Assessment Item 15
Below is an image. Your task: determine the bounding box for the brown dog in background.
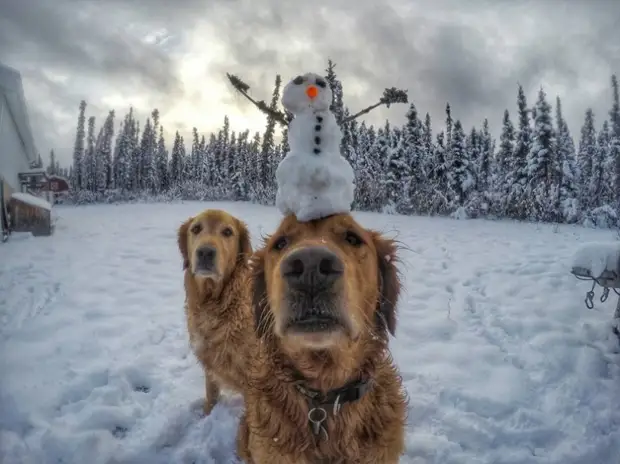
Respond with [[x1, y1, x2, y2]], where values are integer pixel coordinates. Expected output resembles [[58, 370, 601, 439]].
[[177, 209, 254, 415], [237, 213, 407, 464]]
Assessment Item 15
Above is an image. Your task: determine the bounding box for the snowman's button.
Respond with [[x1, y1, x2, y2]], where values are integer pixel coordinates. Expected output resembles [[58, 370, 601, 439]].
[[315, 136, 321, 145], [314, 148, 321, 154], [316, 116, 323, 123], [315, 125, 322, 131]]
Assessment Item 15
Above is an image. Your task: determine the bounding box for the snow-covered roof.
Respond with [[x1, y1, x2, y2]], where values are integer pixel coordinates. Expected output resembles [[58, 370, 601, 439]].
[[0, 62, 38, 163], [11, 192, 52, 211]]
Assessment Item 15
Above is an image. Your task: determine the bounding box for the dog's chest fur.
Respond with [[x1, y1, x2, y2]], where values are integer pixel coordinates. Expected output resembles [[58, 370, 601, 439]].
[[184, 277, 251, 390]]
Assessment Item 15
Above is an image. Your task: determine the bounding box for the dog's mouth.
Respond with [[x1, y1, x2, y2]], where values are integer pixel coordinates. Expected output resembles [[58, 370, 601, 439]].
[[284, 299, 345, 334], [192, 266, 220, 279]]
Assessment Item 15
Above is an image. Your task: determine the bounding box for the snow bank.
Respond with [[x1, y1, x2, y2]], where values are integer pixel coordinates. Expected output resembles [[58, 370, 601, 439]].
[[11, 192, 52, 211], [571, 241, 620, 279]]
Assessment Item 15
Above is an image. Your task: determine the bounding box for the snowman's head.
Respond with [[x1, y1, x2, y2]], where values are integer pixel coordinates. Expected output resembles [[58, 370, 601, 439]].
[[282, 72, 332, 114]]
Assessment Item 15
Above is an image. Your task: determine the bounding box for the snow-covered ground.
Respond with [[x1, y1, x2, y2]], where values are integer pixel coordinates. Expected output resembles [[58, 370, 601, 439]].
[[1, 201, 620, 464]]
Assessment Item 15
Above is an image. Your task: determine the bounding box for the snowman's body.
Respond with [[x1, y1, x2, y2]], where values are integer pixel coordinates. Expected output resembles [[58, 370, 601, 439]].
[[275, 72, 355, 222]]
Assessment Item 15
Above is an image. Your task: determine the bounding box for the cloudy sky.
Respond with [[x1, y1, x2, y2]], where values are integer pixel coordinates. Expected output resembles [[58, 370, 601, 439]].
[[1, 0, 619, 166]]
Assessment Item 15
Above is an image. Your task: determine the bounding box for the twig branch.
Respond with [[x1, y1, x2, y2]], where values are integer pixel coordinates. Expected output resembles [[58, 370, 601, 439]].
[[226, 73, 289, 126], [342, 87, 409, 124]]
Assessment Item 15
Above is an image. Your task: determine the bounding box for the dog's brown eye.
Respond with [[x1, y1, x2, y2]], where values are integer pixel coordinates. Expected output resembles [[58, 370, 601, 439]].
[[222, 227, 233, 237], [272, 236, 289, 251], [191, 223, 202, 235], [345, 231, 363, 247], [293, 75, 304, 85]]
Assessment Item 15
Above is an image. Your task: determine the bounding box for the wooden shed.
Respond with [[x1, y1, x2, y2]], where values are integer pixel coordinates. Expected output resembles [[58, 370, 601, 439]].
[[10, 192, 52, 236]]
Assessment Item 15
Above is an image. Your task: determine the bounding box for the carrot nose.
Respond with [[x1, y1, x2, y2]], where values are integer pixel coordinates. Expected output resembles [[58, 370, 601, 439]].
[[306, 85, 318, 99]]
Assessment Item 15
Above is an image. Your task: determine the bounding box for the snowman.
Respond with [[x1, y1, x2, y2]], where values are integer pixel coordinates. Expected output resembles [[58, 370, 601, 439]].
[[275, 72, 355, 222]]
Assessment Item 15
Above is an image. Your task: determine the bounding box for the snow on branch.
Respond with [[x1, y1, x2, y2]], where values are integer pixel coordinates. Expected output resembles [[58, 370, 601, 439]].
[[226, 73, 290, 127], [226, 72, 408, 126], [342, 87, 409, 123]]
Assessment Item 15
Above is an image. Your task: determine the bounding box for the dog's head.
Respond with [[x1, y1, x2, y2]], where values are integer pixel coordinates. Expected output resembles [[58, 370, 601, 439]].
[[178, 209, 252, 290], [252, 213, 400, 354]]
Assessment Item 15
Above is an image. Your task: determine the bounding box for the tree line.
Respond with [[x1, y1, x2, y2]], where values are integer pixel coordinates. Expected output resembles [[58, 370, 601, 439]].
[[53, 60, 620, 229]]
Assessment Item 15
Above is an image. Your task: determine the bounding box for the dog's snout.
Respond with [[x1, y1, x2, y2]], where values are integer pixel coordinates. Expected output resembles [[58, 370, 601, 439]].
[[195, 245, 217, 271], [281, 246, 343, 289]]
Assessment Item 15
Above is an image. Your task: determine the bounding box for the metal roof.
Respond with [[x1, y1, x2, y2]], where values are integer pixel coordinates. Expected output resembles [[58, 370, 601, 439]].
[[0, 62, 38, 163]]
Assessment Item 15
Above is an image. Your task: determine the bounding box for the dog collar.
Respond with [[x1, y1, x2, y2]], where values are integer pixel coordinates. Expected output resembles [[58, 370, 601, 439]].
[[294, 377, 371, 413], [294, 376, 373, 440]]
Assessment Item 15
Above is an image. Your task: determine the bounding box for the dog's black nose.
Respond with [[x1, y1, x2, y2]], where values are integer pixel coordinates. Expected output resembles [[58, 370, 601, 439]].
[[281, 246, 343, 290], [195, 245, 216, 271]]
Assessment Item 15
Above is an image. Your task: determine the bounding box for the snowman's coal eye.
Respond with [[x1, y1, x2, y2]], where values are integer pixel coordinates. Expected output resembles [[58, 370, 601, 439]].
[[316, 78, 327, 88], [293, 76, 304, 85]]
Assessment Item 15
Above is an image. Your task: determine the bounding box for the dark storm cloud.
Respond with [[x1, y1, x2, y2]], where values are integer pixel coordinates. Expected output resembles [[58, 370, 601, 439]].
[[0, 0, 181, 95], [205, 0, 620, 134], [1, 0, 619, 164]]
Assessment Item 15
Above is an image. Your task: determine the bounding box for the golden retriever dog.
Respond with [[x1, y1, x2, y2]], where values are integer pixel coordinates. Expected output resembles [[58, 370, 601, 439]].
[[177, 208, 254, 415], [237, 213, 407, 464]]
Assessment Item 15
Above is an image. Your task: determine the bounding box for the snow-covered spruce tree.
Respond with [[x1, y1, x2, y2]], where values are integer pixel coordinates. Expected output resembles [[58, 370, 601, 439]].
[[594, 121, 613, 206], [609, 74, 620, 219], [447, 120, 475, 213], [525, 87, 556, 221], [245, 131, 260, 195], [71, 100, 87, 190], [139, 118, 158, 192], [190, 127, 202, 183], [325, 59, 345, 127], [96, 110, 115, 192], [577, 108, 597, 214], [445, 103, 453, 162], [466, 127, 480, 189], [355, 123, 382, 211], [112, 119, 123, 190], [382, 122, 408, 213], [233, 130, 250, 200], [506, 84, 532, 220], [48, 150, 56, 175], [340, 108, 354, 164], [402, 103, 424, 213], [425, 131, 448, 214], [155, 126, 169, 192], [375, 122, 393, 211], [553, 97, 578, 222], [259, 76, 281, 194], [129, 120, 141, 191], [421, 113, 433, 171], [281, 127, 290, 157], [82, 116, 97, 191], [225, 131, 237, 196], [583, 119, 617, 228], [169, 131, 184, 189], [478, 119, 493, 194], [180, 133, 193, 189]]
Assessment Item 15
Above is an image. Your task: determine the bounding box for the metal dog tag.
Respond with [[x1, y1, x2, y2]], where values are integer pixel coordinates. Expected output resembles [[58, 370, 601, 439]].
[[308, 407, 328, 437]]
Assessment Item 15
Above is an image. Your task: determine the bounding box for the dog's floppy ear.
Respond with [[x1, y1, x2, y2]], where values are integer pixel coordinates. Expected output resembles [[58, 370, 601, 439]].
[[177, 217, 192, 270], [236, 219, 253, 261], [371, 232, 401, 337], [250, 250, 269, 337]]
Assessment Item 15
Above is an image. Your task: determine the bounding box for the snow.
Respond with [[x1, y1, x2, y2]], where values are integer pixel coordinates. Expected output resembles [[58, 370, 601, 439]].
[[275, 149, 355, 222], [571, 241, 620, 279], [11, 192, 52, 211], [276, 72, 355, 222], [1, 201, 620, 464]]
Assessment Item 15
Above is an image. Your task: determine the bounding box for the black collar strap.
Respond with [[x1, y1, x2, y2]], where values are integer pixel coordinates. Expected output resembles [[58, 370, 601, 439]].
[[294, 377, 372, 415]]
